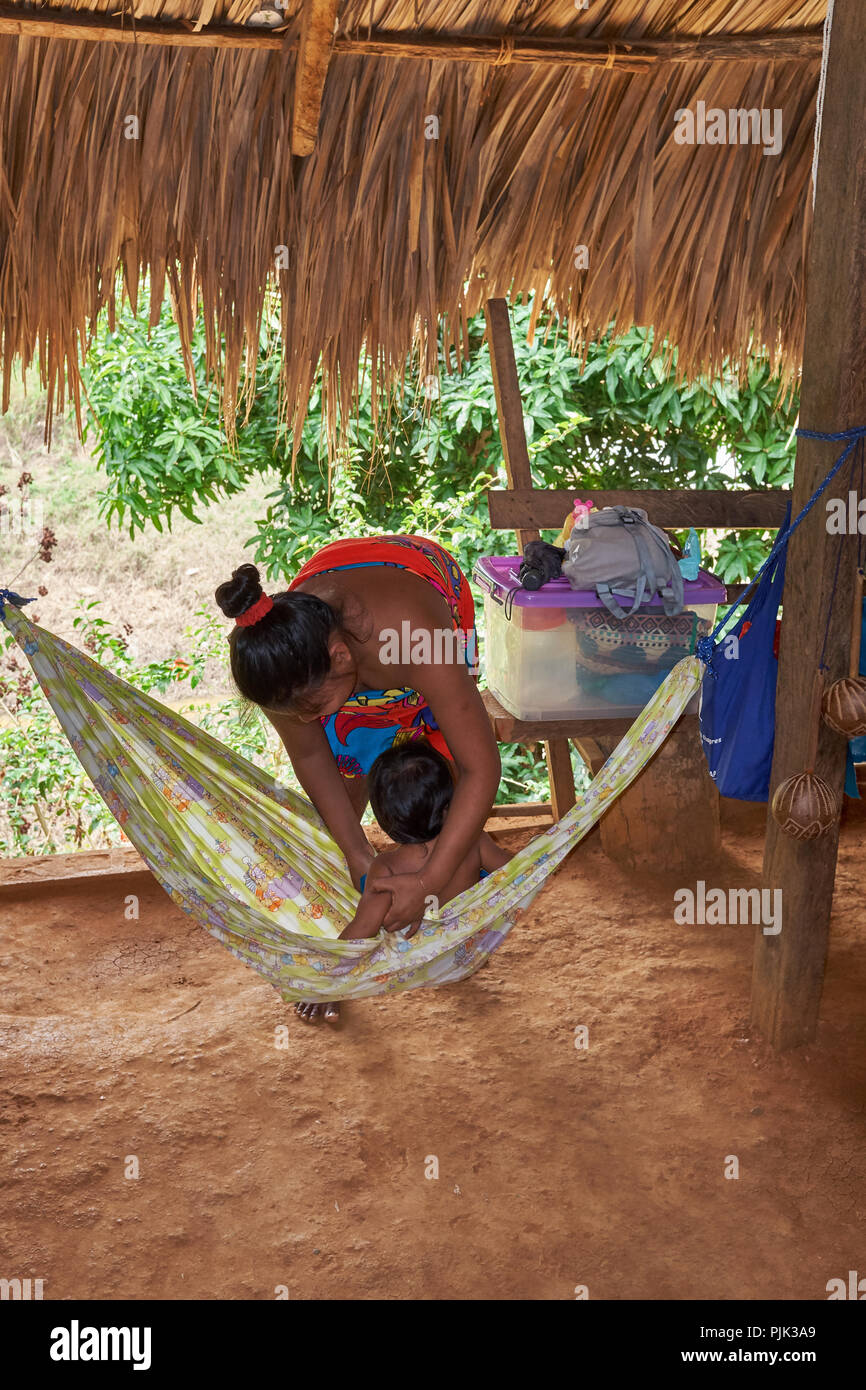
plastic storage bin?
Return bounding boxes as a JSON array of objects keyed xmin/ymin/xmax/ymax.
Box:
[{"xmin": 473, "ymin": 555, "xmax": 725, "ymax": 720}]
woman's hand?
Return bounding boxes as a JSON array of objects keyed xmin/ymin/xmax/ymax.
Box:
[{"xmin": 369, "ymin": 872, "xmax": 429, "ymax": 935}]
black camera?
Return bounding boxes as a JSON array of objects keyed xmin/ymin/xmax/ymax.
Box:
[{"xmin": 517, "ymin": 540, "xmax": 566, "ymax": 591}]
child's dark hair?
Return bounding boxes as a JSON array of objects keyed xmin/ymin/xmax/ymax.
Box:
[
  {"xmin": 215, "ymin": 563, "xmax": 342, "ymax": 709},
  {"xmin": 369, "ymin": 741, "xmax": 455, "ymax": 844}
]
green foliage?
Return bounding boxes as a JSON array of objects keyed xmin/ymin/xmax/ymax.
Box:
[
  {"xmin": 0, "ymin": 602, "xmax": 290, "ymax": 855},
  {"xmin": 83, "ymin": 310, "xmax": 245, "ymax": 534},
  {"xmin": 83, "ymin": 294, "xmax": 799, "ymax": 592}
]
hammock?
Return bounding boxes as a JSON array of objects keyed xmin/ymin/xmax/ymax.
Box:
[{"xmin": 0, "ymin": 598, "xmax": 701, "ymax": 1003}]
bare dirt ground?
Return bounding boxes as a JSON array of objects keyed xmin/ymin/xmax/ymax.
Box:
[{"xmin": 1, "ymin": 802, "xmax": 864, "ymax": 1301}]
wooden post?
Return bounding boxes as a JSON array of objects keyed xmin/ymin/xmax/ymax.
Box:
[
  {"xmin": 545, "ymin": 739, "xmax": 577, "ymax": 820},
  {"xmin": 291, "ymin": 0, "xmax": 338, "ymax": 157},
  {"xmin": 484, "ymin": 298, "xmax": 540, "ymax": 552},
  {"xmin": 486, "ymin": 296, "xmax": 576, "ymax": 815},
  {"xmin": 752, "ymin": 0, "xmax": 866, "ymax": 1050},
  {"xmin": 575, "ymin": 719, "xmax": 720, "ymax": 875}
]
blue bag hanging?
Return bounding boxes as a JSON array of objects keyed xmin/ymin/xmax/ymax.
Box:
[{"xmin": 699, "ymin": 508, "xmax": 791, "ymax": 801}]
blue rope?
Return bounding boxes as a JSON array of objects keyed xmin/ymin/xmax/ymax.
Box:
[{"xmin": 695, "ymin": 424, "xmax": 866, "ymax": 665}]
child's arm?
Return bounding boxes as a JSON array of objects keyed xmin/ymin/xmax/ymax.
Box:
[
  {"xmin": 339, "ymin": 864, "xmax": 393, "ymax": 940},
  {"xmin": 479, "ymin": 830, "xmax": 514, "ymax": 874}
]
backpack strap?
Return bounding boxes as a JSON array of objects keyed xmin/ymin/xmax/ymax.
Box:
[
  {"xmin": 643, "ymin": 525, "xmax": 685, "ymax": 616},
  {"xmin": 596, "ymin": 571, "xmax": 648, "ymax": 619},
  {"xmin": 628, "ymin": 519, "xmax": 685, "ymax": 617}
]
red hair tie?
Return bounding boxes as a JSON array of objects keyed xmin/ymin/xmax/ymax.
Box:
[{"xmin": 235, "ymin": 593, "xmax": 274, "ymax": 627}]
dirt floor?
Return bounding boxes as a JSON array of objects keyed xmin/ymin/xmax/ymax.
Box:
[{"xmin": 1, "ymin": 801, "xmax": 864, "ymax": 1302}]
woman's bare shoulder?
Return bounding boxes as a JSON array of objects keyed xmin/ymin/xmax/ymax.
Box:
[
  {"xmin": 370, "ymin": 842, "xmax": 428, "ymax": 877},
  {"xmin": 305, "ymin": 565, "xmax": 450, "ymax": 628}
]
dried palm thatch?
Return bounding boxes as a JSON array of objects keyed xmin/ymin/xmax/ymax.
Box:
[{"xmin": 0, "ymin": 1, "xmax": 827, "ymax": 456}]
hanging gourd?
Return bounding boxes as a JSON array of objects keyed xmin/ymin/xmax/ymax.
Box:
[
  {"xmin": 821, "ymin": 569, "xmax": 866, "ymax": 736},
  {"xmin": 771, "ymin": 670, "xmax": 839, "ymax": 839}
]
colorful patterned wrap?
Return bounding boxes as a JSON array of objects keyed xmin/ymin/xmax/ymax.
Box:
[
  {"xmin": 0, "ymin": 597, "xmax": 701, "ymax": 1004},
  {"xmin": 289, "ymin": 535, "xmax": 477, "ymax": 776}
]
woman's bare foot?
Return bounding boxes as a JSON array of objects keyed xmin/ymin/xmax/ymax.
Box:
[{"xmin": 295, "ymin": 1001, "xmax": 340, "ymax": 1024}]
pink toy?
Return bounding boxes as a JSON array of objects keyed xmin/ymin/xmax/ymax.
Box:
[{"xmin": 555, "ymin": 497, "xmax": 596, "ymax": 545}]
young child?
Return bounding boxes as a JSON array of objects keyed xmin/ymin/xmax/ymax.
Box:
[{"xmin": 339, "ymin": 740, "xmax": 513, "ymax": 941}]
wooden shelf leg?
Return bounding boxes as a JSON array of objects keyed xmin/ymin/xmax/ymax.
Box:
[{"xmin": 545, "ymin": 738, "xmax": 576, "ymax": 820}]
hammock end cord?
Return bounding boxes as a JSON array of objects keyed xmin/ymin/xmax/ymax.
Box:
[
  {"xmin": 697, "ymin": 425, "xmax": 866, "ymax": 677},
  {"xmin": 695, "ymin": 632, "xmax": 717, "ymax": 669},
  {"xmin": 0, "ymin": 588, "xmax": 37, "ymax": 620}
]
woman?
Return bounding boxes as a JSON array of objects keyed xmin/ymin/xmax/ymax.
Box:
[{"xmin": 215, "ymin": 535, "xmax": 502, "ymax": 1022}]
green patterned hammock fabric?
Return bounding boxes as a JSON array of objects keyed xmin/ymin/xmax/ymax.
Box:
[{"xmin": 1, "ymin": 601, "xmax": 702, "ymax": 1003}]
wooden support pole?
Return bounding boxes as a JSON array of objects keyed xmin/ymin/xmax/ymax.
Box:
[
  {"xmin": 0, "ymin": 11, "xmax": 824, "ymax": 66},
  {"xmin": 752, "ymin": 0, "xmax": 866, "ymax": 1051},
  {"xmin": 484, "ymin": 298, "xmax": 539, "ymax": 552},
  {"xmin": 545, "ymin": 740, "xmax": 576, "ymax": 821},
  {"xmin": 486, "ymin": 295, "xmax": 572, "ymax": 816},
  {"xmin": 291, "ymin": 0, "xmax": 338, "ymax": 157}
]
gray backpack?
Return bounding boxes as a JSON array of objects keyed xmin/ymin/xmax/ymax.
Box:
[{"xmin": 561, "ymin": 506, "xmax": 685, "ymax": 618}]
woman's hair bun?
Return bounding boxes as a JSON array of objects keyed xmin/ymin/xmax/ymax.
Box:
[{"xmin": 215, "ymin": 564, "xmax": 264, "ymax": 620}]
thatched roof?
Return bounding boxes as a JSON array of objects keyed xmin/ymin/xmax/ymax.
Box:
[{"xmin": 0, "ymin": 2, "xmax": 827, "ymax": 450}]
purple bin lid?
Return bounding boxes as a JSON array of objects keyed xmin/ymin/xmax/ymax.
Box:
[{"xmin": 473, "ymin": 554, "xmax": 726, "ymax": 609}]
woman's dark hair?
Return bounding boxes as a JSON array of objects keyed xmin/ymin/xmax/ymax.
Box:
[
  {"xmin": 369, "ymin": 740, "xmax": 455, "ymax": 844},
  {"xmin": 214, "ymin": 563, "xmax": 341, "ymax": 709}
]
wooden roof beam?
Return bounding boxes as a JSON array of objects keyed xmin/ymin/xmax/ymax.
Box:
[
  {"xmin": 0, "ymin": 5, "xmax": 285, "ymax": 49},
  {"xmin": 292, "ymin": 0, "xmax": 338, "ymax": 157},
  {"xmin": 0, "ymin": 10, "xmax": 824, "ymax": 68},
  {"xmin": 340, "ymin": 28, "xmax": 823, "ymax": 68}
]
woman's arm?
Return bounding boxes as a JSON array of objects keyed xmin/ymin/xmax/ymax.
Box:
[
  {"xmin": 370, "ymin": 664, "xmax": 500, "ymax": 928},
  {"xmin": 421, "ymin": 664, "xmax": 501, "ymax": 888},
  {"xmin": 265, "ymin": 711, "xmax": 374, "ymax": 888},
  {"xmin": 479, "ymin": 831, "xmax": 514, "ymax": 873}
]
